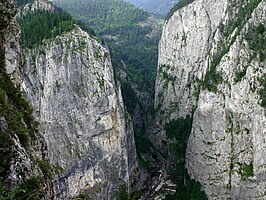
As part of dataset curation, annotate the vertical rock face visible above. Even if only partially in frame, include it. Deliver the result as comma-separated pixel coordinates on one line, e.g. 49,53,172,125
156,0,266,199
155,0,228,119
21,25,136,198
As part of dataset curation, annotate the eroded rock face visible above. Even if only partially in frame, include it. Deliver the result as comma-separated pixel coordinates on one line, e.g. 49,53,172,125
21,26,137,199
155,0,228,119
156,0,266,199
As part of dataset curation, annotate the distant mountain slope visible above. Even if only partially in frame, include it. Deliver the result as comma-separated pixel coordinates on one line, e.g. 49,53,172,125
53,0,162,92
124,0,179,16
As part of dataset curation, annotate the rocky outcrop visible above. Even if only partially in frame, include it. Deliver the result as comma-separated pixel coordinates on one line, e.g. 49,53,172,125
156,0,266,199
18,0,55,17
21,25,137,198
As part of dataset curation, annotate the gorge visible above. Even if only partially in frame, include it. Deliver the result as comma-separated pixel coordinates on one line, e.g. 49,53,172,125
0,0,265,199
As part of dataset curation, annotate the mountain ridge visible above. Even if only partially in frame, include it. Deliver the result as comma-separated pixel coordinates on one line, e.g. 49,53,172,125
124,0,179,16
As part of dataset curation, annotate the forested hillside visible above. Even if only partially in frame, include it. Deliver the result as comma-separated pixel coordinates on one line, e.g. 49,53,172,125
18,10,74,48
166,0,195,20
53,0,162,91
125,0,179,16
16,0,98,49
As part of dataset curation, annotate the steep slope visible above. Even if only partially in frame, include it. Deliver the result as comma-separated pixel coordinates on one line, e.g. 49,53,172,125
155,0,266,199
0,0,53,199
17,0,138,199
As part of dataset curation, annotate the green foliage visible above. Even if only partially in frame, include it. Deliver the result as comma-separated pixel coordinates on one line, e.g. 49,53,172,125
239,162,254,180
258,75,266,108
0,71,35,148
115,185,143,200
165,170,207,200
134,128,155,170
125,0,179,17
0,178,5,198
115,185,129,200
119,80,158,170
231,1,265,85
54,0,161,91
234,67,248,83
0,35,45,199
165,116,192,162
164,117,207,199
203,65,223,92
249,23,266,107
0,124,15,177
75,20,97,38
0,176,44,200
0,53,37,179
203,0,262,92
37,159,52,178
8,177,43,200
55,0,150,32
17,9,75,48
137,152,151,171
256,23,266,34
165,116,192,141
120,81,140,115
246,23,266,62
166,0,195,20
158,64,176,91
223,0,262,38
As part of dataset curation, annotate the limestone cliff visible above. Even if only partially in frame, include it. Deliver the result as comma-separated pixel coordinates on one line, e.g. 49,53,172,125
20,19,137,200
156,0,266,199
0,0,138,198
